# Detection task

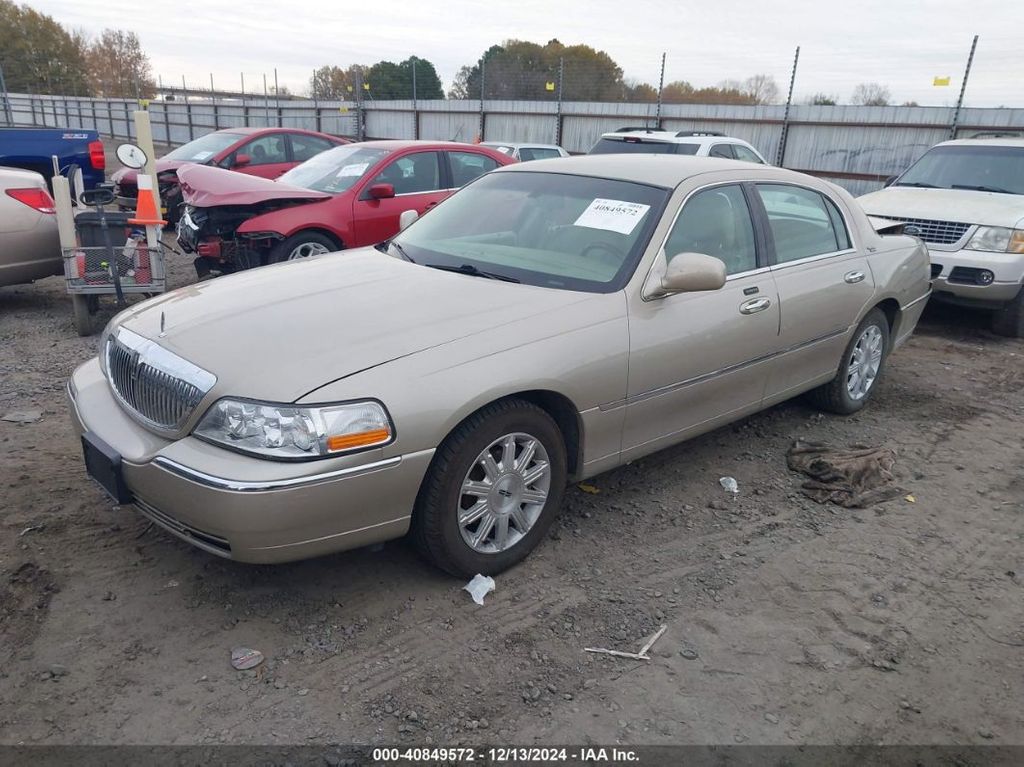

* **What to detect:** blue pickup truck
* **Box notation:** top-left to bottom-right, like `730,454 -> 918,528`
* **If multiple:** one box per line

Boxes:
0,127 -> 106,192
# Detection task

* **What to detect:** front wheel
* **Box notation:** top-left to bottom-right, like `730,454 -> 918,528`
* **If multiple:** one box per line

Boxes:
411,399 -> 567,577
808,308 -> 890,415
991,287 -> 1024,338
268,231 -> 338,264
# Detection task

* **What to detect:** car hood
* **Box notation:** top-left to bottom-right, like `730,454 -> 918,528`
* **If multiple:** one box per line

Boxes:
858,187 -> 1024,228
111,249 -> 593,403
111,158 -> 190,185
176,164 -> 331,208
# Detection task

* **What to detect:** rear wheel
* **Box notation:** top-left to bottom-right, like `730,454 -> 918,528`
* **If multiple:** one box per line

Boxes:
268,231 -> 338,264
808,308 -> 890,415
991,287 -> 1024,338
411,399 -> 567,577
71,294 -> 97,337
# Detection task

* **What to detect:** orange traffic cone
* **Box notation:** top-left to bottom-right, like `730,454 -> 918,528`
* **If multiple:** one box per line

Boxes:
129,174 -> 167,227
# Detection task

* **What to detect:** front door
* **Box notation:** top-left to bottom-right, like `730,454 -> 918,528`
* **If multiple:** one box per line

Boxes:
753,183 -> 876,401
351,151 -> 446,246
231,133 -> 293,179
623,183 -> 782,460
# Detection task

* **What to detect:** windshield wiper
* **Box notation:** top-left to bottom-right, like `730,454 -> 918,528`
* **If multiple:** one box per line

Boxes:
376,239 -> 415,262
951,183 -> 1014,194
894,181 -> 940,188
425,263 -> 520,283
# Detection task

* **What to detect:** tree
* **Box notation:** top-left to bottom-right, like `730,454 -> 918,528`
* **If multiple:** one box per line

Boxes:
744,74 -> 780,104
0,0 -> 91,94
851,82 -> 891,106
449,39 -> 625,102
661,80 -> 757,105
807,93 -> 838,105
310,64 -> 367,99
86,29 -> 155,98
366,56 -> 442,100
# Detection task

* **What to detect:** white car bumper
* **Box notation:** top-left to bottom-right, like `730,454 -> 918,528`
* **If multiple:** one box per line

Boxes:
928,247 -> 1024,305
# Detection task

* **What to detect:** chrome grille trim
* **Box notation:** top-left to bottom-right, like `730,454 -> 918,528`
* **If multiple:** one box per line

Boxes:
882,216 -> 972,245
106,327 -> 216,432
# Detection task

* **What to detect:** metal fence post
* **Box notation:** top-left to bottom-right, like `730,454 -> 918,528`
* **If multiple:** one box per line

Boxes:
274,68 -> 281,127
776,45 -> 800,166
949,35 -> 979,139
0,62 -> 14,126
555,57 -> 564,145
312,69 -> 322,133
479,57 -> 486,141
412,59 -> 419,139
356,70 -> 365,140
211,73 -> 220,130
183,76 -> 194,140
123,99 -> 131,138
655,53 -> 666,129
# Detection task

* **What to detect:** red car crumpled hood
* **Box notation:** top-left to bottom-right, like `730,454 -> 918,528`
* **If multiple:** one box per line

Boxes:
177,164 -> 332,208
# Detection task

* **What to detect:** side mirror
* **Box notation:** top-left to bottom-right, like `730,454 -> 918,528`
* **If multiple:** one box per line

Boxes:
646,252 -> 726,298
232,153 -> 251,168
369,183 -> 395,200
399,209 -> 419,230
883,175 -> 898,187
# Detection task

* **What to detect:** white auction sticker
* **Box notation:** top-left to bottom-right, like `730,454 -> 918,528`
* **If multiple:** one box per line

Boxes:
574,199 -> 651,235
192,151 -> 214,160
337,162 -> 369,177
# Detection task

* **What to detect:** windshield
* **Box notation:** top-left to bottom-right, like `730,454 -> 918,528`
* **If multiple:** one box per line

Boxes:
895,145 -> 1024,195
164,132 -> 244,162
278,145 -> 389,193
391,171 -> 669,293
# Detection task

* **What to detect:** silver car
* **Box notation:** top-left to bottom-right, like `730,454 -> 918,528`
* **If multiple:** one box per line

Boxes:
0,166 -> 61,287
67,156 -> 930,576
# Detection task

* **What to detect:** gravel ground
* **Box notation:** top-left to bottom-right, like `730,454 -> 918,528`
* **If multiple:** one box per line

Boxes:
0,163 -> 1022,748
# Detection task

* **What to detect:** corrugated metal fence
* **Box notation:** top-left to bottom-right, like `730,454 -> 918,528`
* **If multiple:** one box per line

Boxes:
4,92 -> 1023,195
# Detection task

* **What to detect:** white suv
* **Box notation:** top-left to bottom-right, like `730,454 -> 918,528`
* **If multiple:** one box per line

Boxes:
589,128 -> 768,164
858,138 -> 1024,336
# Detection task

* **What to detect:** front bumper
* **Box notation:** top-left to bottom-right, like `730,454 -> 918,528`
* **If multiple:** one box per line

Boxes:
928,247 -> 1024,305
67,358 -> 434,564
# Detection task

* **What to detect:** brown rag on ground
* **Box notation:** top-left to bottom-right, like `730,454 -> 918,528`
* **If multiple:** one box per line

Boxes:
786,440 -> 903,508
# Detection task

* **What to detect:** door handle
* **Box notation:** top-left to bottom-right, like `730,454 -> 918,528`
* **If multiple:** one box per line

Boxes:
739,297 -> 771,315
844,270 -> 866,284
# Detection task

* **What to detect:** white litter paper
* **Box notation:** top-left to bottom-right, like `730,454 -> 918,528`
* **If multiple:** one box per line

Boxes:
463,574 -> 495,605
337,162 -> 369,177
719,476 -> 739,494
574,198 -> 650,235
192,151 -> 214,160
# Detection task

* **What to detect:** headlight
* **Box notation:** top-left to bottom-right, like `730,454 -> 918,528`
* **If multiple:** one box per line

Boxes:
965,226 -> 1024,254
194,398 -> 393,460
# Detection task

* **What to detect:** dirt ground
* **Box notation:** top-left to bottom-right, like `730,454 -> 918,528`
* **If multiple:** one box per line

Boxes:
1,219 -> 1023,749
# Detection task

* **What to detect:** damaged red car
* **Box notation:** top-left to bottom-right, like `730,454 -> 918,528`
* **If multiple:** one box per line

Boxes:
175,140 -> 514,276
112,127 -> 349,226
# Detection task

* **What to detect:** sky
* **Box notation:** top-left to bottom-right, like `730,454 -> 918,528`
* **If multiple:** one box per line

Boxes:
25,0 -> 1024,107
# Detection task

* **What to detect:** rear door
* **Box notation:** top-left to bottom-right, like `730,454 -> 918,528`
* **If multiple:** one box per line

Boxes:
753,183 -> 875,401
351,150 -> 445,246
622,182 -> 782,458
444,149 -> 501,190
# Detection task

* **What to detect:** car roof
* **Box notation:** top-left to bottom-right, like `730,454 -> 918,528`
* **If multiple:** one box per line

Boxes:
493,154 -> 801,187
482,142 -> 563,150
216,126 -> 338,138
599,130 -> 740,144
937,137 -> 1024,149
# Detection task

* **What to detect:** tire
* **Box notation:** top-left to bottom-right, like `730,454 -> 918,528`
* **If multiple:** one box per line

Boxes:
268,231 -> 338,264
71,294 -> 95,337
808,308 -> 890,415
991,287 -> 1024,338
411,399 -> 568,577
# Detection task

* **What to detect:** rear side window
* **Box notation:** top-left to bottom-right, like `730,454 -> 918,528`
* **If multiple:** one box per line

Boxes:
733,145 -> 764,164
757,184 -> 848,263
290,134 -> 335,162
672,144 -> 700,156
449,151 -> 499,187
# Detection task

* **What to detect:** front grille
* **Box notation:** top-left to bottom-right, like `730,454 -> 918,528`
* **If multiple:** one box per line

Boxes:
884,216 -> 971,245
135,498 -> 232,556
106,327 -> 215,431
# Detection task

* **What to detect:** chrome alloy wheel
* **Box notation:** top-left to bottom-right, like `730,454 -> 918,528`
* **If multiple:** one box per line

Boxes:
288,241 -> 330,260
846,324 -> 884,400
458,432 -> 551,553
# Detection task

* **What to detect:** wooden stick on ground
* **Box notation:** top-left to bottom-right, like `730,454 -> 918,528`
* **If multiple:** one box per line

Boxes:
584,624 -> 668,662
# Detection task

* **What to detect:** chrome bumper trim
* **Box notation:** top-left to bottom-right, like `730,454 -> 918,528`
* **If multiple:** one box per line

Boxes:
149,455 -> 403,492
900,290 -> 932,312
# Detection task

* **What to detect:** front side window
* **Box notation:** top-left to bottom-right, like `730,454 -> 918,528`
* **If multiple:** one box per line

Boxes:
757,184 -> 846,263
665,185 -> 757,275
237,134 -> 288,166
370,152 -> 442,194
391,171 -> 669,292
709,144 -> 735,159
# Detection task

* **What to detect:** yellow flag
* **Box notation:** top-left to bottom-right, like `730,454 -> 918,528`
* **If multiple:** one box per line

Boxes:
137,99 -> 150,109
933,76 -> 951,86
363,82 -> 370,91
545,81 -> 556,92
